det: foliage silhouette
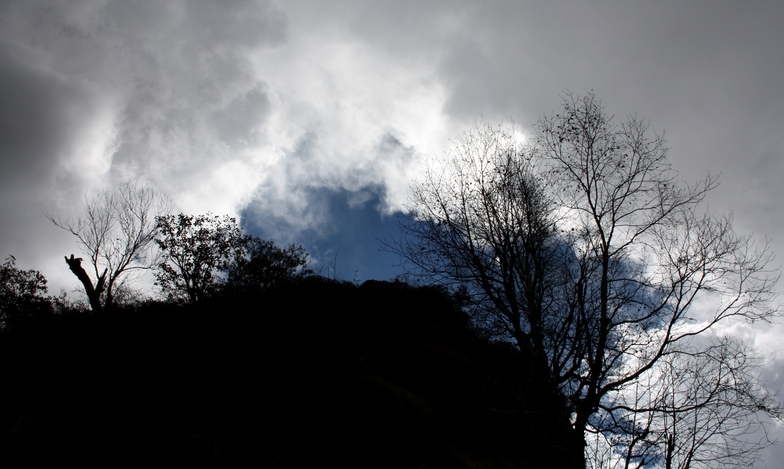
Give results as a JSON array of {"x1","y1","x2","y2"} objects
[
  {"x1": 225, "y1": 236, "x2": 309, "y2": 295},
  {"x1": 0, "y1": 256, "x2": 52, "y2": 328},
  {"x1": 155, "y1": 213, "x2": 245, "y2": 302},
  {"x1": 155, "y1": 213, "x2": 310, "y2": 302}
]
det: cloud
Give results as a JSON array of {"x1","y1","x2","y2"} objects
[
  {"x1": 0, "y1": 0, "x2": 286, "y2": 196},
  {"x1": 0, "y1": 0, "x2": 456, "y2": 290},
  {"x1": 0, "y1": 0, "x2": 290, "y2": 287},
  {"x1": 0, "y1": 0, "x2": 782, "y2": 354}
]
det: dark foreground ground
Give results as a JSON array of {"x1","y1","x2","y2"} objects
[{"x1": 1, "y1": 278, "x2": 576, "y2": 468}]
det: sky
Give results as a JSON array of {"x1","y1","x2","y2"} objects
[{"x1": 0, "y1": 0, "x2": 783, "y2": 465}]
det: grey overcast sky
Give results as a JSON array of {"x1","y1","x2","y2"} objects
[{"x1": 1, "y1": 0, "x2": 783, "y2": 464}]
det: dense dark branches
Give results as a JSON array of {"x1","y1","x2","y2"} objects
[
  {"x1": 535, "y1": 94, "x2": 778, "y2": 439},
  {"x1": 396, "y1": 123, "x2": 563, "y2": 353},
  {"x1": 390, "y1": 92, "x2": 780, "y2": 467}
]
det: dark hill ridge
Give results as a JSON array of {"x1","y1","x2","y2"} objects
[{"x1": 0, "y1": 278, "x2": 576, "y2": 467}]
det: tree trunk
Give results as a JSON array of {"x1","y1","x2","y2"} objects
[{"x1": 64, "y1": 254, "x2": 106, "y2": 313}]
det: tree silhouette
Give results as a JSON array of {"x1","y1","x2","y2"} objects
[
  {"x1": 391, "y1": 92, "x2": 780, "y2": 466},
  {"x1": 226, "y1": 237, "x2": 309, "y2": 294},
  {"x1": 155, "y1": 213, "x2": 245, "y2": 303},
  {"x1": 155, "y1": 213, "x2": 309, "y2": 302},
  {"x1": 0, "y1": 255, "x2": 51, "y2": 327},
  {"x1": 49, "y1": 181, "x2": 170, "y2": 312}
]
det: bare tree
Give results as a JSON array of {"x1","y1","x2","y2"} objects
[
  {"x1": 653, "y1": 339, "x2": 778, "y2": 469},
  {"x1": 391, "y1": 120, "x2": 583, "y2": 462},
  {"x1": 588, "y1": 337, "x2": 779, "y2": 469},
  {"x1": 49, "y1": 181, "x2": 170, "y2": 312},
  {"x1": 391, "y1": 93, "x2": 780, "y2": 467},
  {"x1": 396, "y1": 121, "x2": 560, "y2": 346}
]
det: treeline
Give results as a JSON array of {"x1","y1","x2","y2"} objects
[{"x1": 2, "y1": 207, "x2": 310, "y2": 328}]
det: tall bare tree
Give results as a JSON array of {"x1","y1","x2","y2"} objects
[
  {"x1": 49, "y1": 181, "x2": 170, "y2": 312},
  {"x1": 391, "y1": 93, "x2": 780, "y2": 467},
  {"x1": 392, "y1": 120, "x2": 584, "y2": 462}
]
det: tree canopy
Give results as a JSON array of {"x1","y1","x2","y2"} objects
[
  {"x1": 155, "y1": 213, "x2": 245, "y2": 303},
  {"x1": 155, "y1": 213, "x2": 309, "y2": 302},
  {"x1": 0, "y1": 256, "x2": 51, "y2": 328}
]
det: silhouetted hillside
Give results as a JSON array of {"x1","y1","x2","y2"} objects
[{"x1": 0, "y1": 278, "x2": 576, "y2": 468}]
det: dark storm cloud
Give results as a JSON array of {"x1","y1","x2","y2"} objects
[
  {"x1": 0, "y1": 0, "x2": 286, "y2": 188},
  {"x1": 211, "y1": 83, "x2": 273, "y2": 148},
  {"x1": 0, "y1": 45, "x2": 89, "y2": 189},
  {"x1": 0, "y1": 28, "x2": 113, "y2": 265}
]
